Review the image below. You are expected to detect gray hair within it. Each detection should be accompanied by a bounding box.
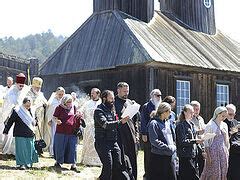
[226,104,236,114]
[211,106,228,121]
[190,100,200,107]
[23,96,32,104]
[7,77,13,81]
[150,89,162,98]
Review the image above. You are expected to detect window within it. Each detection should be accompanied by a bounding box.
[176,80,190,115]
[216,84,229,106]
[204,0,212,8]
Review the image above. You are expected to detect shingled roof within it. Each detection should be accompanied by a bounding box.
[40,10,240,75]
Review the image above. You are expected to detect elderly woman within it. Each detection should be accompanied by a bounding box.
[3,97,38,170]
[200,106,229,180]
[53,94,85,172]
[148,102,177,180]
[176,104,203,180]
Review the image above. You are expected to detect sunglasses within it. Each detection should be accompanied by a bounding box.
[19,84,24,88]
[154,94,161,97]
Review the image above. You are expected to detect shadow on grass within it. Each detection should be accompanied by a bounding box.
[0,165,18,170]
[0,154,15,161]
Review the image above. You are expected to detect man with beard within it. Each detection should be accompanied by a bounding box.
[114,82,140,180]
[140,89,162,180]
[26,77,47,148]
[81,88,102,166]
[0,73,29,156]
[94,90,129,180]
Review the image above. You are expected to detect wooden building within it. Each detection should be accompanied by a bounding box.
[0,52,39,85]
[40,0,240,121]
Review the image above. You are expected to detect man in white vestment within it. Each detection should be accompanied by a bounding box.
[3,77,14,95]
[0,77,13,109]
[80,88,102,166]
[0,73,29,155]
[44,87,65,156]
[26,77,47,142]
[0,77,14,141]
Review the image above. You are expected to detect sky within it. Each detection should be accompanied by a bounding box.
[0,0,239,43]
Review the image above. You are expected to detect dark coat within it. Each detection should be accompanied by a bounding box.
[176,120,198,158]
[114,95,140,180]
[140,100,155,135]
[3,109,35,138]
[94,103,120,141]
[148,118,176,156]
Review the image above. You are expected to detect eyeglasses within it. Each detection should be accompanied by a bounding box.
[228,113,235,116]
[154,94,161,97]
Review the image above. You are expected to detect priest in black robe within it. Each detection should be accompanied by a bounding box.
[114,82,140,180]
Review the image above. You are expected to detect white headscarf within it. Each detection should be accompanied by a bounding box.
[15,97,36,132]
[60,94,73,110]
[204,106,229,149]
[210,106,227,122]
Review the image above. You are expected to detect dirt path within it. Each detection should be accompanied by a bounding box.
[0,145,144,179]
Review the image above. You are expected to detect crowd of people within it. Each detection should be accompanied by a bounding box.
[0,74,240,180]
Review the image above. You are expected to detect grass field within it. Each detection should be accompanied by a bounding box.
[0,144,144,179]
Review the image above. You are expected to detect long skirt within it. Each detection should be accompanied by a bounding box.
[53,133,77,164]
[200,129,228,180]
[15,136,38,166]
[179,157,199,180]
[149,152,176,180]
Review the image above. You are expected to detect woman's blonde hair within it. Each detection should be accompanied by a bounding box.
[150,102,171,118]
[179,104,193,121]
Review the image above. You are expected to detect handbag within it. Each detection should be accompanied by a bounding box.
[34,122,46,155]
[73,114,85,138]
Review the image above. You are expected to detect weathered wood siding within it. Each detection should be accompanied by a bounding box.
[41,65,148,105]
[151,64,240,121]
[0,55,39,85]
[93,0,154,22]
[159,0,216,34]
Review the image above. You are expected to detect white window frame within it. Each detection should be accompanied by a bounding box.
[216,84,229,106]
[176,80,191,115]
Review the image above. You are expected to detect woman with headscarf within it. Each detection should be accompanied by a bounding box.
[176,104,203,180]
[148,102,177,180]
[53,94,85,172]
[200,107,229,180]
[3,96,38,170]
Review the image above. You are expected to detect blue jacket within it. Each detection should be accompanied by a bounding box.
[140,101,155,135]
[148,117,176,156]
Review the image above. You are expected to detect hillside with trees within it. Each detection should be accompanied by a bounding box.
[0,30,66,64]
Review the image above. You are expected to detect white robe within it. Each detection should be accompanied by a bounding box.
[26,89,47,141]
[44,94,61,155]
[0,84,30,155]
[80,99,102,166]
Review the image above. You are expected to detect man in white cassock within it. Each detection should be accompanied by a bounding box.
[0,73,29,155]
[44,87,65,156]
[80,88,102,166]
[26,77,47,144]
[2,77,14,96]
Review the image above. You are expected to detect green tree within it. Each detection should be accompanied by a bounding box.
[0,30,67,64]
